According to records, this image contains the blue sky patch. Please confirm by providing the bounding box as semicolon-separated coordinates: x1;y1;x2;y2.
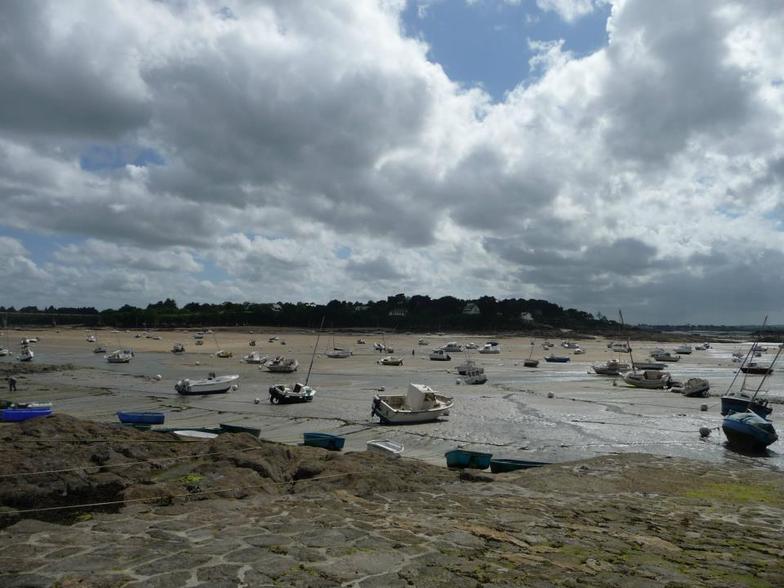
80;144;165;172
401;0;610;100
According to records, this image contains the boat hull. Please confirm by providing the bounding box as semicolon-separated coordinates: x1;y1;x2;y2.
2;407;52;422
366;439;403;458
445;449;492;469
720;395;772;418
303;432;345;451
175;375;239;395
268;385;315;404
544;356;570;363
722;414;778;450
489;458;550;473
117;411;165;425
523;359;539;368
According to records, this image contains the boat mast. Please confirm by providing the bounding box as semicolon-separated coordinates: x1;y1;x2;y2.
619;310;635;372
305;316;325;386
527;338;535;361
724;315;767;397
750;329;782;403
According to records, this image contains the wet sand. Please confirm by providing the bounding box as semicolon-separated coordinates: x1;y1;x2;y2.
2;327;781;470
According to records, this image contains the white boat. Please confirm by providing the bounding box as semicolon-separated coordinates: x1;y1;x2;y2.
215;350;233;358
105;349;133;364
378;355;404;366
93;345;107;354
193;332;204;340
371;383;454;424
86;335;96;343
175;373;239;395
442;342;464;352
242;351;267;364
478;342;500;354
462;368;487;385
623;370;672;389
18;347;34;362
0;348;11;357
464;342;479;350
268;382;316;404
265;356;299;373
366;439;404;458
325;348;352;358
268;336;279;342
573;347;585;355
373;342;386;352
429;349;451;361
171;343;185;353
610;341;631;353
650;350;680;362
592;359;628;376
674;344;692;354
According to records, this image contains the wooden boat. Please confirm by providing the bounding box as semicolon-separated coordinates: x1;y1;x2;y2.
303;432;345;451
366;439;403;458
265;356;299;373
372;384;454;424
544;355;570;363
429;349;451;361
740;363;773;375
444;449;492;469
489;458;551;473
268;383;315;404
105;349;133;363
623;370;671;389
720;391;772;418
378;355;404;366
722;412;778;450
523;359;539;368
2;407;52;422
117;411;165;425
175;374;239;395
672;378;710;398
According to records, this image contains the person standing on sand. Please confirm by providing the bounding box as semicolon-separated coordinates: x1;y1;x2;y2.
8;376;17;392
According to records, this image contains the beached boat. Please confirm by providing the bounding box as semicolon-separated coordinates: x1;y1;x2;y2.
544;355;570;363
478;342;500;354
740;363;773;375
242;351;267;364
195;339;204;346
2;407;52;422
592;359;628;376
0;348;10;357
371;383;454;425
366;439;403;458
193;332;204;340
215;350;233;358
429;349;451;361
623;370;672;389
117;411;165;425
93;345;107;354
174;430;218;439
175;374;239;395
524;340;539;368
462;368;487;385
650;350;680;362
105;349;133;364
378;355;404;366
326;348;352;358
464;342;479;350
171;343;185;353
674;344;692;354
721;391;772;418
417;338;428;346
610;341;631;353
456;358;482;375
444;449;492;469
265;356;299;373
672;378;710;398
357;338;366;344
489;458;551;473
303;432;345;451
268;383;315;404
573;347;585;355
17;347;34;362
442;342;463;353
632;361;666;371
86;335;96;343
722;411;778;451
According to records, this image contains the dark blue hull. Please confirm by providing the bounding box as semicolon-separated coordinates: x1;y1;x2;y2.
445;449;492;469
720;396;772;418
2;407;52;422
117;411;165;425
303;432;345;451
722;414;778;451
544;356;570;363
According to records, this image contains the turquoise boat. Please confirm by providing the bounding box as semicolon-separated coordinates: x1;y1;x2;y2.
2;407;52;422
303;432;345;451
444;449;492;469
489;458;551;473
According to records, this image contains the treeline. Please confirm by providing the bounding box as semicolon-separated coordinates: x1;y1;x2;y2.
1;294;623;333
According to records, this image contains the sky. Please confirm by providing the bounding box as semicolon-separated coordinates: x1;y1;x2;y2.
0;0;783;325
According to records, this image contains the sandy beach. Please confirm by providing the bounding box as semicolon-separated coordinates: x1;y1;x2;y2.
1;327;781;470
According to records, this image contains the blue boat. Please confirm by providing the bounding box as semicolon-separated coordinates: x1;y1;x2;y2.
444;449;492;469
720;392;772;418
303;432;345;451
544;355;570;363
2;407;52;422
489;458;551;473
722;412;778;451
117;411;165;425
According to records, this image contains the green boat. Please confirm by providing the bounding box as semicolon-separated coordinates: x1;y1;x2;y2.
489;458;551;473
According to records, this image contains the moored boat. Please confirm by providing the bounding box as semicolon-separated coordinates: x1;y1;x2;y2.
489;458;551;473
105;349;133;364
523;359;539;368
444;449;492;469
303;432;345;451
93;345;107;354
378;355;404;366
117;411;165;425
722;411;778;451
632;361;666;371
478;342;500;354
171;343;185;353
462;368;487;385
674;344;692;354
456;359;481;375
740;363;773;375
366;439;403;458
2;407;52;422
672;377;710;398
429;349;451;361
175;374;239;395
651;350;680;362
544;355;570;363
326;348;352;358
17;347;34;362
265;356;299;373
720;391;772;418
442;342;464;352
242;351;267;364
592;359;628;376
268;383;315;404
623;370;672;389
215;349;233;358
371;383;453;425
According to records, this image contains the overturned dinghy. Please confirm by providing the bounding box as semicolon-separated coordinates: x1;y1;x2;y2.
372;383;454;425
175;374;239;395
623;370;671;389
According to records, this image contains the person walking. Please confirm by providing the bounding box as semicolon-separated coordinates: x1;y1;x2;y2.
8;376;17;392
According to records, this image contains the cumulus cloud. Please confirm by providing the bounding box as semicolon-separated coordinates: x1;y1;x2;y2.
0;0;782;322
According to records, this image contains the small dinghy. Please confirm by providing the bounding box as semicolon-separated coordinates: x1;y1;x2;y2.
175;374;239;395
17;347;34;362
215;350;233;358
268;383;316;404
93;345;107;354
523;359;539;368
366;439;403;458
2;407;52;422
117;411;165;425
544;355;570;363
429;349;451;361
456;359;481;375
378;355;404;366
174;430;219;440
303;432;345;451
623;370;671;389
444;449;492;470
265;356;299;373
592;360;628;376
105;349;133;364
489;458;551;473
242;351;267;364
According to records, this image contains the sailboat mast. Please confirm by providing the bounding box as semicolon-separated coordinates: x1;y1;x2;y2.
724;315;767;396
305;316;325;386
619;310;635;371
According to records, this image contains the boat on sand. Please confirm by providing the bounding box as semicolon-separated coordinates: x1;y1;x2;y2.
175;374;239;395
371;384;453;425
